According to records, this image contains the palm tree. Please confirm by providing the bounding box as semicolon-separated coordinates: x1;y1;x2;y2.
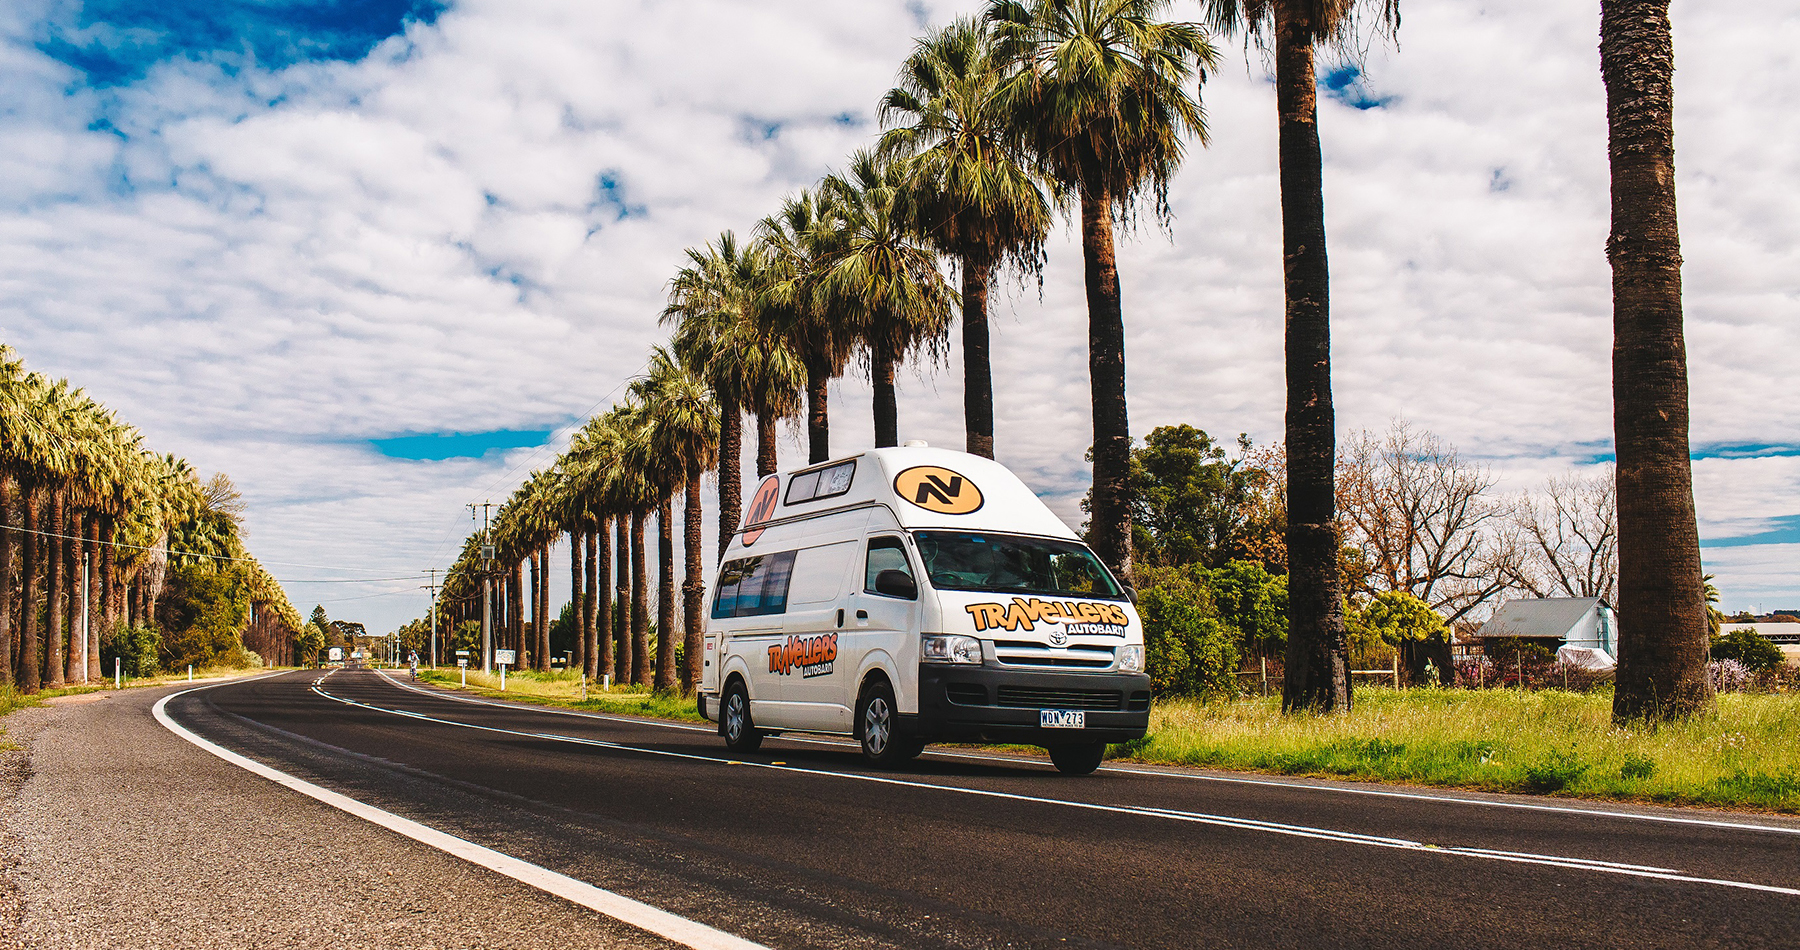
629;348;719;692
987;0;1217;588
1195;0;1399;713
664;233;804;556
879;17;1054;458
818;151;958;448
757;191;860;464
1601;0;1710;721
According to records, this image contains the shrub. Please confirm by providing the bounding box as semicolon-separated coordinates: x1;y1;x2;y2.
1711;628;1785;673
1708;659;1752;693
102;624;161;678
1137;566;1240;697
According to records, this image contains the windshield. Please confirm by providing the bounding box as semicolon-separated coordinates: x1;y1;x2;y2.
912;531;1124;600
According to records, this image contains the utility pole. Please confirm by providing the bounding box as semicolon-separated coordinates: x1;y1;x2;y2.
80;551;90;685
422;568;441;669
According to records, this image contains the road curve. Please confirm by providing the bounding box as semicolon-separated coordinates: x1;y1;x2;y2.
165;669;1800;949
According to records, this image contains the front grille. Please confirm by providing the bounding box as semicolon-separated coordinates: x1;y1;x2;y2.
945;683;988;706
995;686;1123;711
992;640;1116;670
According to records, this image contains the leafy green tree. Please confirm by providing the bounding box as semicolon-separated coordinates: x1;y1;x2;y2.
1084;426;1257;568
157;563;252;671
294;621;327;667
1348;590;1448;685
1710;629;1783;674
988;0;1217;587
1210;560;1288;660
1136;565;1240;696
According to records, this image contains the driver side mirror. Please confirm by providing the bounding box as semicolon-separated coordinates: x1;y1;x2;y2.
874;569;918;601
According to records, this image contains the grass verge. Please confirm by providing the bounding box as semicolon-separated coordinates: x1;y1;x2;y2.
1122;686;1800;813
413;668;706;723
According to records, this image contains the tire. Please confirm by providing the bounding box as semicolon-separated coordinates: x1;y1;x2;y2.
719;679;762;753
1048;741;1107;776
856;679;914;768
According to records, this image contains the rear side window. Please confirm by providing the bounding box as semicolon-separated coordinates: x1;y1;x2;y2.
712;551;798;619
785;460;856;505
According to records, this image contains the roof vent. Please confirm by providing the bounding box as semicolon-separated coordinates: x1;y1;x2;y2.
902;440;929;447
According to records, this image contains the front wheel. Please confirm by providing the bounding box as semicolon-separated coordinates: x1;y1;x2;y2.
856;680;915;768
1048;741;1107;776
719;680;762;753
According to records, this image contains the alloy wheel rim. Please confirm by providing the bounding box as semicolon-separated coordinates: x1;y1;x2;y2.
725;694;745;740
865;696;890;754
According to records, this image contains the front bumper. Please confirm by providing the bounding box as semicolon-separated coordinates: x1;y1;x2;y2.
909;664;1151;745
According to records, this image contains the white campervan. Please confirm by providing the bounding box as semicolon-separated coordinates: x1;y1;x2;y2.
697;445;1150;775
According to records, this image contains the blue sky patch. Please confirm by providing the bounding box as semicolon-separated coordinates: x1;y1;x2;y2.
371;429;550;461
1692;442;1800;460
1320;66;1394;111
1704;514;1800;549
37;0;448;86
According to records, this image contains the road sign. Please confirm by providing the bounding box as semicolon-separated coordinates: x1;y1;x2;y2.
457;659;467;668
455;649;470;657
495;649;516;666
328;647;343;662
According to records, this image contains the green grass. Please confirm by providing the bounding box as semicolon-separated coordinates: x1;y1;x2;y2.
414;668;706;723
1121;687;1800;813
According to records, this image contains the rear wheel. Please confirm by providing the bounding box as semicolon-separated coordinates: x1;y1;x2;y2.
856;679;914;768
1048;741;1107;776
719;680;762;753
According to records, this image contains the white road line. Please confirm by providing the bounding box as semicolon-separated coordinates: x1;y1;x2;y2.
154;678;768;950
375;670;1800;840
315;679;1800;899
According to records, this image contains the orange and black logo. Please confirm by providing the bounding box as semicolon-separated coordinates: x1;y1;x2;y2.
893;466;983;515
769;633;838;678
741;475;780;545
964;597;1130;634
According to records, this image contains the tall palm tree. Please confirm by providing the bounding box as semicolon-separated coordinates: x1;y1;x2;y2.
664;233;804;556
987;0;1217;588
1196;0;1398;713
880;17;1054;458
819;151;958;448
630;348;719;692
1601;0;1709;721
757;191;860;464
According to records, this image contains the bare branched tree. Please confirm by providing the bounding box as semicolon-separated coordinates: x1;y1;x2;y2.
1338;422;1521;624
1513;468;1618;604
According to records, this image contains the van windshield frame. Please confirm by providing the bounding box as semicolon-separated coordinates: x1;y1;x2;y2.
911;531;1125;601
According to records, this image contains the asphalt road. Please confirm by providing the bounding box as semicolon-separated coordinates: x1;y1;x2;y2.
162;669;1800;949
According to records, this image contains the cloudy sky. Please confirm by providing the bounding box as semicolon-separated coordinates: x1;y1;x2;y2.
2;0;1794;629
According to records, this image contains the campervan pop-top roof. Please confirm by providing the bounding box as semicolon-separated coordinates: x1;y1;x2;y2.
739;445;1077;541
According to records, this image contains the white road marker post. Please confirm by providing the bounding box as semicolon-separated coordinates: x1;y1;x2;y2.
114;657;121;690
188;665;193;682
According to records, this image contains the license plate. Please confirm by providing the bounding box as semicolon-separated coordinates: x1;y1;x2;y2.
1040;709;1085;729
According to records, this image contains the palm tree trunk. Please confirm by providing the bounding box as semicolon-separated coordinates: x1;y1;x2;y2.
45;490;64;689
805;355;831;464
593;519;611;680
961;255;997;459
1078;183;1133;588
87;516;102;682
537;545;551;670
66;509;85;684
569;531;584;675
682;470;705;691
756;411;778;478
509;561;524;655
614;515;630;684
872;340;899;449
655;498;676;692
0;479;13;690
631;509;650;687
1603;0;1709;721
20;490;40;693
717;397;742;564
1275;0;1351;714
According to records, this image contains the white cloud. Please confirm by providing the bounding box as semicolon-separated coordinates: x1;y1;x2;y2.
1;0;1794;628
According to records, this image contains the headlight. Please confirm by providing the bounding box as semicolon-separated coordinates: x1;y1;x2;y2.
922;635;982;665
1116;644;1145;673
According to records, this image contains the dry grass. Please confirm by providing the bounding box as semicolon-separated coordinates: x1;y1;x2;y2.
1123;686;1800;812
415;668;705;722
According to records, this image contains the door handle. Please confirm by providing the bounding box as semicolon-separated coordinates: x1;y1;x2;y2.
836;608;845;628
856;609;869;620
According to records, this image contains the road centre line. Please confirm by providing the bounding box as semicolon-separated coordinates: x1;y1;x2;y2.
376;671;1800;840
154;677;769;950
322;678;1800;899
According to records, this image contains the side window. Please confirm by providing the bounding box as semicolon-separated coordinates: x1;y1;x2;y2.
864;537;913;594
712;552;799;619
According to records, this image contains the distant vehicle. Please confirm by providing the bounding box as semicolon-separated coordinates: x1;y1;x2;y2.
698;446;1149;776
